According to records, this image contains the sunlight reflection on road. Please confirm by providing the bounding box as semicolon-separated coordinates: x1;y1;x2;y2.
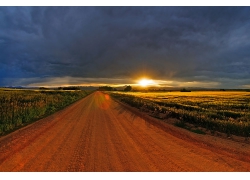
97;93;111;110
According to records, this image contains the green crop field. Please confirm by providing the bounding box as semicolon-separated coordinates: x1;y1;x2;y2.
0;89;91;135
110;91;250;137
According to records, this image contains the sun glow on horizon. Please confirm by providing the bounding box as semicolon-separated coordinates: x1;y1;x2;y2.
138;79;155;87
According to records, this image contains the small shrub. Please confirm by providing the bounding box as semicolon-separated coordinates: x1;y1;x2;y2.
174;121;187;128
191;129;206;135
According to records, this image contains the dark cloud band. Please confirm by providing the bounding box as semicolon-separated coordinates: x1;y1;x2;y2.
0;7;250;88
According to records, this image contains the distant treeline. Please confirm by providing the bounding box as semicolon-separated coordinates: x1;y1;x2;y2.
98;86;117;91
58;86;81;90
98;85;132;91
39;86;81;90
180;88;191;92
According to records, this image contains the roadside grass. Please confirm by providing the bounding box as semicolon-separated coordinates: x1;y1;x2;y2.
0;89;92;136
109;91;250;138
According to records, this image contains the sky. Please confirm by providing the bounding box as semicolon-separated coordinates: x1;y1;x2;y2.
1;6;250;88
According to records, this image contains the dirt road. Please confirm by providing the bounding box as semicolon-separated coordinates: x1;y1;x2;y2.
0;91;250;171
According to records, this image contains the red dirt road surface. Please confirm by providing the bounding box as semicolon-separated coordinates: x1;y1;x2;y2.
0;91;250;172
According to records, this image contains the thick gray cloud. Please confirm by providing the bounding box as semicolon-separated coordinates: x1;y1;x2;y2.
0;7;250;88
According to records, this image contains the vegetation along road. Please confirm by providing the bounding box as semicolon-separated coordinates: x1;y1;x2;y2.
0;91;250;171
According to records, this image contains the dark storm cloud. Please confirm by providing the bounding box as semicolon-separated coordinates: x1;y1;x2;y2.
0;6;250;88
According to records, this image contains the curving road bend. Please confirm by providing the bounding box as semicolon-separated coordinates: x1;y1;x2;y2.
0;91;250;172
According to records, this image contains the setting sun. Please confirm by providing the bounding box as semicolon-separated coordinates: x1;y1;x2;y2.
138;79;155;87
